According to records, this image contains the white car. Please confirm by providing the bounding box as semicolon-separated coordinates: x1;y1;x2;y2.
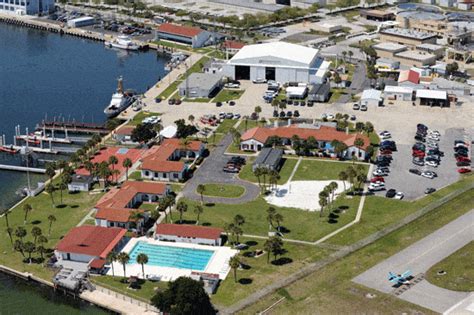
219;112;226;119
373;169;388;176
421;170;437;179
394;192;404;200
369;182;385;191
427;134;440;141
426;141;438;149
360;104;368;111
428;130;440;137
225;83;240;89
321;113;328;119
253;78;267;84
326;114;335;120
454;143;468;149
379;131;391;137
425;160;439;167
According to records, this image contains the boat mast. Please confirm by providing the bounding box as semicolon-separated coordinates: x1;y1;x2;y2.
117;76;124;94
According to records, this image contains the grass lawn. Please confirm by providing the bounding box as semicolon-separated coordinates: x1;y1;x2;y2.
200;183;246;198
91;275;167;302
239;187;474;315
182;97;211;103
329;88;347;103
128;111;161;126
207;50;227;60
212;238;331;307
426;241;474;292
154;40;192;52
292;159;368;181
206;132;225;147
213;89;245;103
129;171;142;181
215;119;237;134
158;79;183;100
239;158;298;185
139;203;158;212
178;194;361;242
328;176;474;246
237;119;260;132
0;187;104;280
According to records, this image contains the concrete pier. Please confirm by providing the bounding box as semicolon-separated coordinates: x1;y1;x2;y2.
0;164;46;174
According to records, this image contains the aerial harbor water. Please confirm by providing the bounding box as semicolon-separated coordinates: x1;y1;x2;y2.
0;23;169;209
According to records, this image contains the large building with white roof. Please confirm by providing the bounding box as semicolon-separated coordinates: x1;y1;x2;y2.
222;42;326;84
0;0;54;15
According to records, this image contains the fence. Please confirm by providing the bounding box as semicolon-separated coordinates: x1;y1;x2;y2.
94;284;159;312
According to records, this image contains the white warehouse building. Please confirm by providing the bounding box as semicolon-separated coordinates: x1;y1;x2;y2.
222;42;326;84
0;0;54;15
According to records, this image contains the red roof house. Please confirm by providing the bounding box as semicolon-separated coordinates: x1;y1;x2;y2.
223;40;245;53
155;224;224;246
55;226;126;262
157;23;209;48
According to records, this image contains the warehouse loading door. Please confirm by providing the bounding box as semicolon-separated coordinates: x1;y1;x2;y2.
235;66;250;80
265;67;275;81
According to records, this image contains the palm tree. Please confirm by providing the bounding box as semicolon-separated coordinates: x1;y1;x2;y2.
341;50;347;62
23;204;32;225
24;241;35;264
3;209;10;229
136;253;149;278
37;235;48;260
45;184;56;207
45;162;57;181
117;252;130;280
188;114;195;125
354;137;365;160
196;184;206;205
364;121;374;136
56;160;67;176
129;211;144;232
266;207;276;230
123;158;133;181
176;201;188;223
348;50;353;63
98;161;111;191
319;191;328;217
31;226;42;246
338;171;348;191
274;213;283;232
329;182;338;209
58;178;68;206
15;226;27;242
6;227;13;246
108;155;119;183
180;138;191;157
194;205;203;225
165;195;176;222
253;167;263;190
229;255;241;283
47;215;56;236
14;240;25;258
232;225;243;244
233;214;245;226
106;251;117;277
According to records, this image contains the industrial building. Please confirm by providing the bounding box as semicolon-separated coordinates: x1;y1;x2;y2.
373;42;437;67
156;23;213;48
360;89;382;107
376;58;400;70
360;9;395;21
178;73;223;98
416;89;448;107
384;86;414;101
416;43;445;59
67;16;95;28
0;0;54;15
308;83;331;102
379;28;437;46
222;42;325;84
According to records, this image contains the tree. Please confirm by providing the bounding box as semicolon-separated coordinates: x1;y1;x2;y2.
23;204;32;225
232;225;243;244
194;205;203;225
176;201;188;224
151;277;216;315
364;121;374;136
47;215;56;236
254;106;262;117
136;253;149;278
229;128;241;147
329;182;338;209
24;241;35;264
3;209;10;229
45;184;56;207
56;160;67;176
6;227;13;246
319;191;328;217
229;255;241;283
131;123;157;143
266;207;277;230
264;236;283;263
446;61;459;76
174;119;198;139
348;50;354;63
45;162;56;181
196;184;206;205
31;226;42;246
188;114;195;125
355;122;365;133
274;213;283;232
117;252;130;280
333;72;342;87
341;50;347;62
15;226;27;242
123;158;133;181
98;161;111;191
14;240;25;258
108;155;119;183
37;235;48;260
233;214;245;226
106;251;117;277
59;173;71;205
253;167;263;189
338;171;348;191
354;137;365;159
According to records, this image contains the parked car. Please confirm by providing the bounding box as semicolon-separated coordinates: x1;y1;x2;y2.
225;113;234;119
454;143;468;149
414;134;425;142
360;104;368;111
454;140;468;146
421;170;437;179
394;192;404;200
353;103;360;110
234;114;241;119
413;143;426;151
225;82;240;88
369;182;385;191
253;78;267;84
427;148;444;157
409;168;422;175
425;160;439;167
379;131;391;137
373;169;388;176
371;176;385;183
456;156;471;163
417;123;428;132
273;110;279;118
168;98;175;105
175;99;182;105
385;189;397;198
229;101;236;106
458;168;472;174
350;115;356;121
424;187;436;194
412;158;424;166
294;110;300;117
427;134;440;141
428;130;440;137
456;161;471;167
216;102;223;107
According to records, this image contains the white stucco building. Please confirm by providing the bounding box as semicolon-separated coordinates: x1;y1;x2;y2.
0;0;54;15
222;42;325;84
155;224;224;246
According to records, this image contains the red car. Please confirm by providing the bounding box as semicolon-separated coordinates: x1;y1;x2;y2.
371;176;385;183
456;156;471;163
412;151;425;158
458;168;471;174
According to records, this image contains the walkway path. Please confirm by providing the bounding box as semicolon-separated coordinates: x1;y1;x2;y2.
182;134;260;204
353;209;474;313
286;156;302;183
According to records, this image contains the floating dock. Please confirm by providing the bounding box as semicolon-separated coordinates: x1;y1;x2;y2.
36;121;110;135
16;135;72;144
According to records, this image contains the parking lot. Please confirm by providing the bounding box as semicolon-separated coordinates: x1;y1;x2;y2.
373;128;466;200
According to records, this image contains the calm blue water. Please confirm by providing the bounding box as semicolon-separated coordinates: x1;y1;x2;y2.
129;242;215;271
0;23;169;209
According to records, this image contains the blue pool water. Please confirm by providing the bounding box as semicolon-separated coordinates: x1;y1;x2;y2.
129;242;215;271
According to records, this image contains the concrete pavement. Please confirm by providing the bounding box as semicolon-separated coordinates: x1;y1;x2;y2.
353;209;474;313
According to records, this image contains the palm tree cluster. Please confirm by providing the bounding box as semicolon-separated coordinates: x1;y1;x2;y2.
155;195;176;223
253;167;280;193
318;182;339;217
44;160;75;207
68;134;103;169
339;164;367;195
291;135;318;156
266;207;283;232
263;236;284;264
224;214;245;245
11;225;49;264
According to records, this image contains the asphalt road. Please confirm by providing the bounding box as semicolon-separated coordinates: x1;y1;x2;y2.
373;128;465;200
337;60;369;104
182;133;260;204
353;209;474;313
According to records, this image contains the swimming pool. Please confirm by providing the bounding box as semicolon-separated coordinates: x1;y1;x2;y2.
128;241;215;271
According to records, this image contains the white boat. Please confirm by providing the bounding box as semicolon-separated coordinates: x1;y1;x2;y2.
103;77;135;118
105;35;140;51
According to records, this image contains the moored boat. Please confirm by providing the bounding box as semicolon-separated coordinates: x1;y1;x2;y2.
104;35;140;51
103;77;136;118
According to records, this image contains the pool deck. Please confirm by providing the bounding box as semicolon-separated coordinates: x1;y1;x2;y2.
109;237;238;281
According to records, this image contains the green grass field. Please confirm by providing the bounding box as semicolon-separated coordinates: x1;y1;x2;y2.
178;194;360;242
91;275;167;302
239;158;297;185
158;80;183;100
213;89;244;103
215;119;237;134
239;187;474;315
426;241;474;292
0;186;103;280
237;119;260;132
128;112;161;126
200;183;246;198
292;159;368;181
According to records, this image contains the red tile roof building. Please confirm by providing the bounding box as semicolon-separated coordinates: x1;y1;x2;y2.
223;40;245;54
240;125;371;160
95;181;170;230
155;224;224;246
157;23;210;48
140;138;204;182
55;226;126;263
398;70;420;85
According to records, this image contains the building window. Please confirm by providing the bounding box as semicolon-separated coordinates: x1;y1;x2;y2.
173;173;178;179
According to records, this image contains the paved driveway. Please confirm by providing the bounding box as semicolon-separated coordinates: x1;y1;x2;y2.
373;128;465;200
182;134;260;204
353;209;474;314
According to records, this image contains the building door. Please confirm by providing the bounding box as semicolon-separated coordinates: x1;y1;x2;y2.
235;66;250;80
265;67;276;81
66;253;71;260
